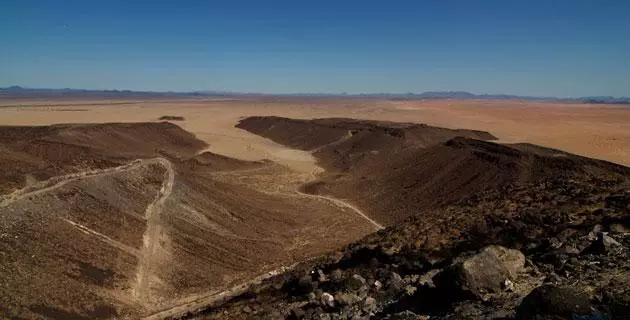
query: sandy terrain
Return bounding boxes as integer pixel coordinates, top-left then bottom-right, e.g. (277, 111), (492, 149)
(1, 97), (629, 319)
(0, 98), (628, 168)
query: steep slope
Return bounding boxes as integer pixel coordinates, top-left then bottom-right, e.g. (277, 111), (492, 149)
(237, 117), (629, 224)
(189, 119), (630, 320)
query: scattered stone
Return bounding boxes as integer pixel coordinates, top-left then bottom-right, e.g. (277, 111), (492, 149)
(502, 279), (515, 292)
(289, 308), (305, 319)
(316, 269), (328, 282)
(545, 237), (564, 250)
(362, 296), (377, 313)
(610, 223), (630, 235)
(516, 285), (593, 320)
(348, 274), (367, 290)
(587, 224), (605, 241)
(417, 269), (440, 288)
(434, 245), (526, 299)
(388, 310), (421, 319)
(373, 280), (383, 291)
(317, 313), (331, 320)
(541, 245), (580, 268)
(543, 273), (562, 284)
(330, 269), (344, 283)
(335, 292), (360, 306)
(320, 292), (335, 308)
(389, 272), (404, 289)
(585, 232), (623, 254)
(242, 305), (253, 314)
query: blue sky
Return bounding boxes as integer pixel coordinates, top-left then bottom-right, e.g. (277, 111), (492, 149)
(1, 0), (629, 97)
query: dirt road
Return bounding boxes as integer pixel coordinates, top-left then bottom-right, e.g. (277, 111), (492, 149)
(0, 159), (148, 207)
(296, 190), (384, 230)
(132, 158), (175, 305)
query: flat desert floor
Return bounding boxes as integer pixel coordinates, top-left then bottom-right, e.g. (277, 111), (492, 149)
(0, 98), (628, 167)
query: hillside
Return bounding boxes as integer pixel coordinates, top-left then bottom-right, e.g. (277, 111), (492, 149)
(237, 117), (629, 224)
(0, 122), (376, 319)
(189, 117), (630, 319)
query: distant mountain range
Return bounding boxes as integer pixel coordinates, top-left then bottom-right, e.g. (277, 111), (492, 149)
(2, 86), (629, 104)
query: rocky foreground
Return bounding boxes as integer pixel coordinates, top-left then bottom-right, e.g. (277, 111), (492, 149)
(190, 176), (630, 319)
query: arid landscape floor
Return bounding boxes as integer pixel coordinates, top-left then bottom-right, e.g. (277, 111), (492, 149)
(1, 98), (629, 167)
(0, 97), (628, 319)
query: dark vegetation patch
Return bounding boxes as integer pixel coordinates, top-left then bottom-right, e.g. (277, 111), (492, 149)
(159, 115), (186, 121)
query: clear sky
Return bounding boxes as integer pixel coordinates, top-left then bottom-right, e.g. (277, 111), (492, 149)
(1, 0), (629, 97)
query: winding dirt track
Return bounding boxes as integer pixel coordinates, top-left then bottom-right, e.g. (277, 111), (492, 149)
(295, 190), (384, 230)
(132, 158), (175, 305)
(0, 157), (177, 309)
(61, 218), (140, 256)
(142, 262), (303, 320)
(1, 154), (382, 318)
(0, 159), (149, 208)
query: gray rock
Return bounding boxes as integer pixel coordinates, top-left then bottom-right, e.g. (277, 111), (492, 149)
(516, 285), (593, 319)
(433, 245), (526, 299)
(320, 292), (335, 308)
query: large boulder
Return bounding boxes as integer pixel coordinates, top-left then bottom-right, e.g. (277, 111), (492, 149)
(516, 285), (593, 319)
(433, 245), (525, 299)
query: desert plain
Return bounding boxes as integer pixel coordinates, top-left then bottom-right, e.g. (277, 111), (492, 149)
(1, 98), (628, 167)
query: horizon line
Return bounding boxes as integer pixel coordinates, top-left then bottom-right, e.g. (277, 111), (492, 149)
(1, 85), (629, 101)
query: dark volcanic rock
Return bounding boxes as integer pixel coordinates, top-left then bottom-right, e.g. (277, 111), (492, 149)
(434, 245), (525, 299)
(516, 285), (593, 320)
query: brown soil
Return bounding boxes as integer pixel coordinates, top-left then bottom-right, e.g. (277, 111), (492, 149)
(236, 117), (629, 225)
(191, 117), (630, 320)
(0, 122), (375, 319)
(1, 97), (629, 319)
